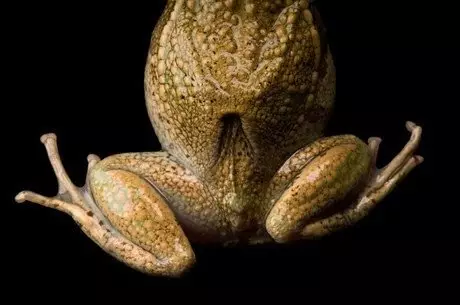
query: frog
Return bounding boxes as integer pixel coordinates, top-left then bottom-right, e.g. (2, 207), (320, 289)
(15, 0), (423, 277)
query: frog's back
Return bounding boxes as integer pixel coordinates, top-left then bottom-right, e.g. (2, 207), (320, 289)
(145, 0), (335, 180)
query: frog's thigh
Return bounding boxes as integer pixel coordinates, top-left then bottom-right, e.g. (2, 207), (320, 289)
(91, 152), (229, 243)
(265, 135), (372, 243)
(89, 156), (196, 276)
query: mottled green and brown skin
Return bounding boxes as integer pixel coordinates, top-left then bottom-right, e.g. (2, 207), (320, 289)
(16, 0), (423, 277)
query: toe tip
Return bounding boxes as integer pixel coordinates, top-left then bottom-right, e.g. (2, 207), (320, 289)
(414, 155), (424, 164)
(405, 121), (422, 132)
(40, 133), (57, 144)
(87, 154), (101, 163)
(368, 136), (382, 144)
(15, 191), (27, 203)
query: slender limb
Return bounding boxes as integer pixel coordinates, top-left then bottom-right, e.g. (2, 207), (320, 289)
(85, 154), (100, 195)
(15, 134), (100, 210)
(371, 121), (422, 190)
(367, 136), (382, 178)
(358, 155), (423, 210)
(34, 133), (95, 208)
(15, 191), (85, 216)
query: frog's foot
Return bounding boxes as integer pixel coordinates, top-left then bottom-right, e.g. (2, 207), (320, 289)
(367, 121), (423, 192)
(301, 121), (423, 238)
(15, 133), (99, 211)
(15, 134), (195, 277)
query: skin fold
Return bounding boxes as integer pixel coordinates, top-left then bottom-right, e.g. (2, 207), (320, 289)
(16, 0), (423, 277)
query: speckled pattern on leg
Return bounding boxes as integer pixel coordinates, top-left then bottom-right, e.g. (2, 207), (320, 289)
(90, 152), (233, 243)
(300, 122), (424, 238)
(265, 135), (372, 243)
(15, 134), (196, 277)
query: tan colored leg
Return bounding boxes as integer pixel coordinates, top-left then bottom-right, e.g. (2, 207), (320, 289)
(15, 134), (195, 277)
(265, 121), (423, 242)
(265, 134), (373, 243)
(301, 121), (423, 238)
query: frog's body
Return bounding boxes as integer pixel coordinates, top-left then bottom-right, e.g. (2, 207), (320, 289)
(16, 0), (423, 277)
(141, 0), (337, 244)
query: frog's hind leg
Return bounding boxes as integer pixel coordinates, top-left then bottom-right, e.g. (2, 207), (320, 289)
(15, 133), (195, 277)
(300, 121), (423, 239)
(265, 121), (423, 242)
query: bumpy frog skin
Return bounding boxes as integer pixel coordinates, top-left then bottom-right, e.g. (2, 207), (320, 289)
(16, 0), (423, 277)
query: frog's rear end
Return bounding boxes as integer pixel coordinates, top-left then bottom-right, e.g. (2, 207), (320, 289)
(144, 0), (336, 239)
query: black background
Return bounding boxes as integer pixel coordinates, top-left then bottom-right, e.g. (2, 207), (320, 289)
(5, 0), (457, 303)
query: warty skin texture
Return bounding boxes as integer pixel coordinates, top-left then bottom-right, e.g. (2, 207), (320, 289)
(144, 0), (337, 237)
(15, 0), (423, 277)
